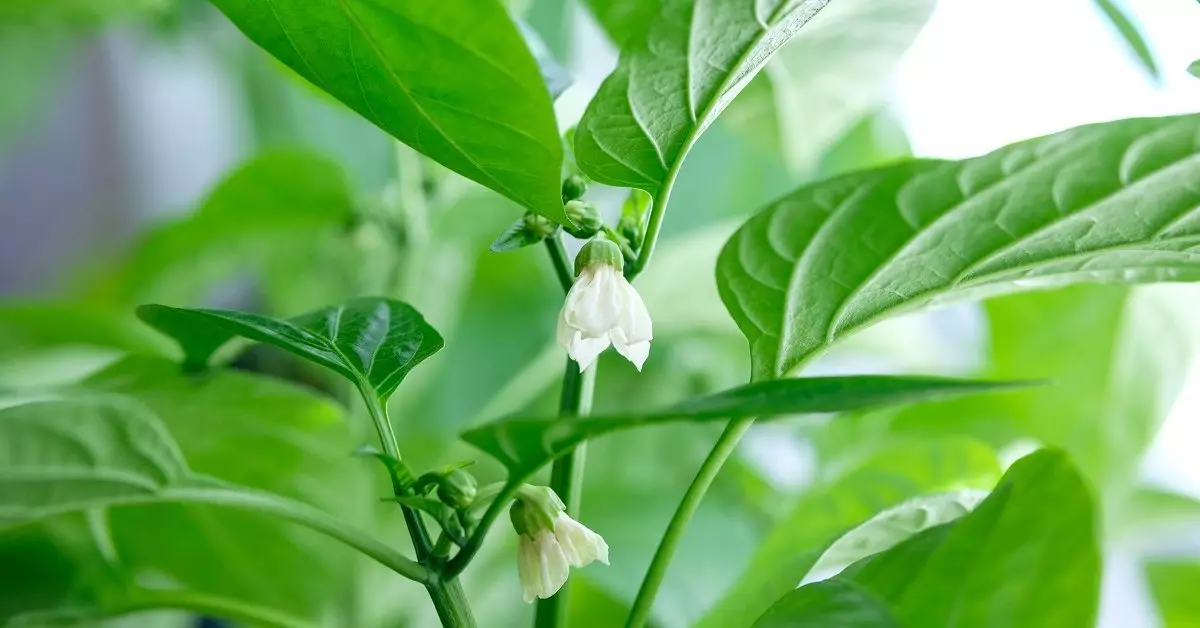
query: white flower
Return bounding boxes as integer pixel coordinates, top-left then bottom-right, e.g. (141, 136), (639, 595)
(512, 486), (610, 602)
(556, 239), (653, 372)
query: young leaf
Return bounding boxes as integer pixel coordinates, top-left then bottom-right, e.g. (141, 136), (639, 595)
(0, 396), (189, 522)
(137, 298), (443, 398)
(718, 114), (1200, 379)
(753, 580), (898, 628)
(574, 0), (832, 199)
(1094, 0), (1160, 81)
(461, 376), (1022, 481)
(697, 438), (1000, 628)
(721, 0), (935, 171)
(826, 450), (1100, 627)
(1145, 560), (1200, 627)
(208, 0), (566, 222)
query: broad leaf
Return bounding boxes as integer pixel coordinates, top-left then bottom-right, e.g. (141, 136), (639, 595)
(697, 438), (1000, 628)
(209, 0), (566, 222)
(753, 580), (897, 628)
(1146, 560), (1200, 628)
(574, 0), (831, 198)
(106, 151), (355, 305)
(839, 449), (1101, 627)
(137, 298), (443, 398)
(718, 114), (1200, 379)
(1095, 0), (1160, 80)
(462, 377), (1022, 480)
(82, 357), (372, 616)
(723, 0), (935, 171)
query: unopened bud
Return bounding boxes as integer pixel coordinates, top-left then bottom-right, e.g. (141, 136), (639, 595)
(561, 174), (588, 203)
(563, 200), (604, 239)
(436, 469), (478, 510)
(523, 212), (558, 239)
(617, 215), (641, 247)
(573, 237), (624, 276)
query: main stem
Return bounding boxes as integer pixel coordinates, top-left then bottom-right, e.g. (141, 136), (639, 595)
(358, 383), (476, 627)
(625, 417), (755, 628)
(535, 360), (597, 628)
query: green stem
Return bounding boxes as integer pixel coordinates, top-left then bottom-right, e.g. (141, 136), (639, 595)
(443, 481), (522, 579)
(626, 159), (682, 281)
(535, 360), (598, 628)
(625, 417), (756, 628)
(356, 383), (476, 627)
(544, 234), (575, 291)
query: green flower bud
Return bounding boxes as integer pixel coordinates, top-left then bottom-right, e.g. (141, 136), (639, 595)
(573, 237), (624, 277)
(561, 174), (589, 203)
(617, 214), (641, 246)
(436, 469), (478, 510)
(523, 212), (558, 240)
(563, 200), (604, 239)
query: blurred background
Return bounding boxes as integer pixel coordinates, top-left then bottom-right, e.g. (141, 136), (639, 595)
(1, 0), (1199, 626)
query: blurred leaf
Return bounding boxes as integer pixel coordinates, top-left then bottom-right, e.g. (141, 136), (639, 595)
(490, 217), (546, 253)
(82, 356), (371, 616)
(581, 0), (656, 44)
(1120, 487), (1200, 534)
(574, 0), (831, 198)
(698, 437), (1000, 628)
(463, 377), (1024, 481)
(104, 151), (355, 305)
(0, 396), (189, 522)
(1094, 0), (1160, 81)
(0, 303), (172, 357)
(723, 0), (934, 172)
(0, 30), (66, 152)
(836, 450), (1100, 627)
(209, 0), (566, 223)
(753, 579), (897, 627)
(1189, 59), (1200, 79)
(137, 298), (442, 399)
(0, 0), (170, 25)
(815, 111), (913, 178)
(718, 114), (1200, 380)
(516, 20), (571, 99)
(1146, 560), (1200, 628)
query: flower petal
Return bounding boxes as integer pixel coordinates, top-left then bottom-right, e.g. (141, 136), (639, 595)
(517, 535), (541, 603)
(535, 531), (570, 599)
(612, 336), (651, 371)
(616, 276), (653, 344)
(554, 514), (609, 567)
(569, 331), (610, 372)
(566, 265), (622, 333)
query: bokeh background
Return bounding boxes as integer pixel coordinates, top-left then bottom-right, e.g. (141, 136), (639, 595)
(2, 0), (1199, 626)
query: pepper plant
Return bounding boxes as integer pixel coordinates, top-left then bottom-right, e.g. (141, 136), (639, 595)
(2, 0), (1200, 627)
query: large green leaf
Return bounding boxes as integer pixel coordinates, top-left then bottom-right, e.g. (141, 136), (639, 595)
(209, 0), (565, 222)
(580, 0), (655, 44)
(0, 396), (189, 522)
(697, 438), (1000, 628)
(722, 0), (935, 171)
(752, 580), (897, 627)
(137, 298), (443, 398)
(82, 357), (371, 617)
(718, 114), (1200, 379)
(833, 449), (1101, 627)
(1146, 560), (1200, 628)
(574, 0), (831, 198)
(104, 151), (355, 305)
(462, 377), (1021, 481)
(0, 0), (169, 24)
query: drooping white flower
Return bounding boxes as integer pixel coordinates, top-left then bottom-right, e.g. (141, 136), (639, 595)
(511, 486), (609, 602)
(556, 238), (653, 371)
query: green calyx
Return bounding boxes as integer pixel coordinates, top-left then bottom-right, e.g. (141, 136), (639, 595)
(573, 237), (624, 277)
(563, 200), (604, 239)
(509, 485), (565, 536)
(436, 469), (478, 510)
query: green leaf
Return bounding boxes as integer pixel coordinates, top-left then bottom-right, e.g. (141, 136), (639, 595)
(1188, 59), (1200, 79)
(1095, 0), (1160, 81)
(581, 0), (656, 44)
(1146, 560), (1200, 628)
(718, 114), (1200, 379)
(753, 580), (898, 628)
(574, 0), (832, 198)
(722, 0), (935, 171)
(106, 150), (355, 305)
(82, 357), (372, 616)
(208, 0), (566, 222)
(0, 396), (189, 522)
(0, 302), (173, 357)
(697, 438), (1000, 628)
(462, 377), (1022, 481)
(136, 298), (443, 398)
(840, 449), (1101, 627)
(0, 0), (170, 24)
(489, 217), (546, 253)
